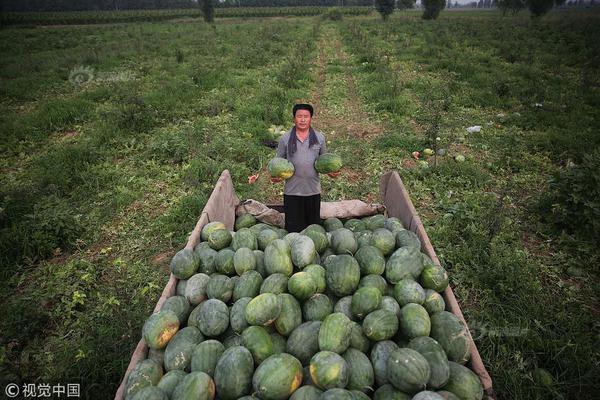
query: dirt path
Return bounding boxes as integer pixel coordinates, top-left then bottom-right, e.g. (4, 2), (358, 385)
(308, 22), (387, 202)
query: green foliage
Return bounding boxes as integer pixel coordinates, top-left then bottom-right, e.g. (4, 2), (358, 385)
(397, 0), (416, 9)
(200, 0), (215, 23)
(497, 0), (527, 15)
(322, 7), (343, 21)
(527, 0), (555, 17)
(539, 148), (600, 243)
(375, 0), (395, 20)
(422, 0), (446, 20)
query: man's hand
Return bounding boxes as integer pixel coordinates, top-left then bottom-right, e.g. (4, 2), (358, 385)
(270, 177), (283, 184)
(327, 171), (341, 178)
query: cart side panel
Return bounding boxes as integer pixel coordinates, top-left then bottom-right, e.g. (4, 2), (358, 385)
(380, 171), (494, 396)
(115, 170), (239, 400)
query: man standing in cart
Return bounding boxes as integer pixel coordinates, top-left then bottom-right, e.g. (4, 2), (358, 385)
(271, 103), (339, 232)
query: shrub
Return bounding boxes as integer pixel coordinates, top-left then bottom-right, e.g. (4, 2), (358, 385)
(539, 148), (600, 243)
(375, 0), (395, 20)
(422, 0), (446, 20)
(322, 7), (343, 21)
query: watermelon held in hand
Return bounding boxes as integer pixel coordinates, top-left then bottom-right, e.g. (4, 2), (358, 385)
(269, 157), (295, 179)
(314, 153), (343, 174)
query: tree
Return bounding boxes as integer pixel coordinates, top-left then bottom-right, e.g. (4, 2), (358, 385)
(422, 0), (446, 19)
(199, 0), (214, 22)
(528, 0), (554, 16)
(375, 0), (395, 20)
(397, 0), (416, 9)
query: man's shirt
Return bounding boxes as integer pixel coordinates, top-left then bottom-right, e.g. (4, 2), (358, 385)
(277, 129), (326, 196)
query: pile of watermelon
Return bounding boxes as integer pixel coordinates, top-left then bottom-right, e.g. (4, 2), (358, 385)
(125, 214), (484, 400)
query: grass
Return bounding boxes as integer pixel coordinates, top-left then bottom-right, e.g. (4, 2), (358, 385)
(0, 8), (599, 400)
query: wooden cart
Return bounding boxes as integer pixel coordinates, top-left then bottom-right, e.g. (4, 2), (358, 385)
(115, 170), (495, 400)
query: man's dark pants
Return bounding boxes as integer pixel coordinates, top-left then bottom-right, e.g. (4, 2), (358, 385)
(283, 194), (321, 233)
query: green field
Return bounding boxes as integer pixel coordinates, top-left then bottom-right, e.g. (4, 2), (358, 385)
(1, 9), (599, 400)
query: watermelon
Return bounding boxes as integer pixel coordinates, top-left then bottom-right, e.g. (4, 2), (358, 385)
(437, 391), (461, 400)
(223, 334), (244, 349)
(370, 341), (399, 386)
(309, 351), (349, 389)
(408, 336), (450, 389)
(394, 279), (426, 306)
(386, 348), (430, 394)
(290, 235), (316, 268)
(274, 293), (303, 336)
(242, 325), (274, 364)
(271, 332), (287, 354)
(319, 312), (352, 353)
(331, 228), (358, 255)
(288, 272), (318, 301)
(125, 359), (163, 399)
(287, 321), (322, 365)
(284, 232), (301, 247)
(143, 311), (180, 350)
(231, 228), (257, 251)
(235, 214), (257, 231)
(348, 321), (370, 353)
(363, 214), (385, 230)
(303, 294), (333, 321)
(176, 279), (187, 297)
(532, 368), (554, 386)
(191, 339), (225, 376)
(350, 390), (371, 400)
(164, 326), (204, 371)
(303, 229), (329, 254)
(201, 221), (227, 241)
(384, 217), (404, 233)
(379, 296), (401, 318)
(420, 264), (449, 293)
(430, 312), (471, 365)
(290, 385), (323, 400)
(441, 362), (483, 400)
(147, 348), (164, 367)
(215, 248), (235, 275)
(320, 389), (353, 400)
(314, 153), (343, 174)
(170, 249), (199, 279)
(423, 289), (446, 315)
(258, 229), (280, 251)
(362, 309), (399, 341)
(233, 270), (263, 301)
(344, 219), (366, 232)
(196, 299), (229, 337)
(184, 273), (210, 305)
(254, 249), (266, 277)
(160, 295), (190, 325)
(207, 229), (232, 251)
(206, 274), (233, 303)
(385, 246), (424, 283)
(230, 297), (251, 333)
(252, 353), (303, 400)
(260, 273), (289, 294)
(303, 264), (326, 293)
(354, 246), (385, 275)
(214, 346), (254, 400)
(172, 371), (215, 400)
(325, 255), (361, 297)
(233, 247), (256, 275)
(399, 303), (431, 338)
(333, 296), (354, 320)
(351, 287), (382, 319)
(412, 391), (445, 400)
(245, 293), (281, 326)
(358, 274), (388, 296)
(395, 229), (421, 249)
(370, 228), (396, 256)
(157, 370), (186, 399)
(269, 157), (295, 179)
(129, 386), (167, 400)
(373, 384), (411, 400)
(342, 348), (374, 392)
(265, 239), (294, 277)
(355, 231), (373, 249)
(324, 218), (344, 232)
